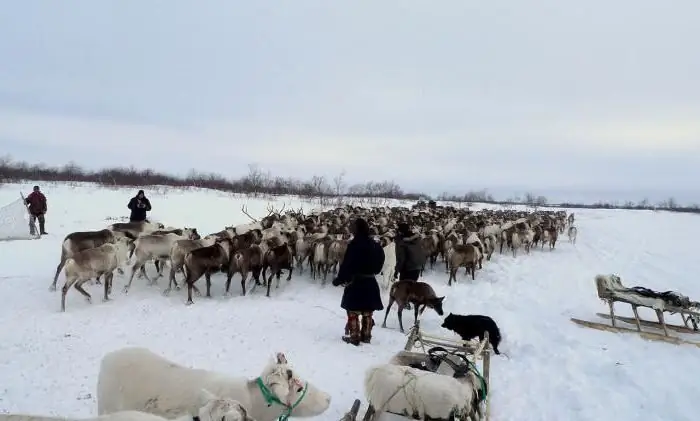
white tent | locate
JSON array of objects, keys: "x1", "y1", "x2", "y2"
[{"x1": 0, "y1": 194, "x2": 40, "y2": 241}]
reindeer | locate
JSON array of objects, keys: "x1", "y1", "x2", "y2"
[
  {"x1": 262, "y1": 241, "x2": 294, "y2": 297},
  {"x1": 568, "y1": 225, "x2": 578, "y2": 245},
  {"x1": 381, "y1": 280, "x2": 445, "y2": 333},
  {"x1": 448, "y1": 244, "x2": 481, "y2": 285},
  {"x1": 225, "y1": 244, "x2": 263, "y2": 296},
  {"x1": 181, "y1": 238, "x2": 233, "y2": 304}
]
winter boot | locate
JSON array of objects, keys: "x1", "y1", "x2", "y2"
[
  {"x1": 342, "y1": 312, "x2": 361, "y2": 346},
  {"x1": 360, "y1": 312, "x2": 374, "y2": 343},
  {"x1": 39, "y1": 220, "x2": 47, "y2": 235}
]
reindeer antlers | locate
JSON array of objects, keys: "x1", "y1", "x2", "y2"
[
  {"x1": 265, "y1": 203, "x2": 285, "y2": 216},
  {"x1": 241, "y1": 204, "x2": 259, "y2": 222},
  {"x1": 242, "y1": 203, "x2": 287, "y2": 222}
]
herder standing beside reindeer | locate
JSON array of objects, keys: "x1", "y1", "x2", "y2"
[
  {"x1": 333, "y1": 217, "x2": 385, "y2": 346},
  {"x1": 393, "y1": 222, "x2": 425, "y2": 309},
  {"x1": 127, "y1": 189, "x2": 152, "y2": 222},
  {"x1": 25, "y1": 185, "x2": 48, "y2": 235}
]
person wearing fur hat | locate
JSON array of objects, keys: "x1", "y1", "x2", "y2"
[
  {"x1": 127, "y1": 190, "x2": 152, "y2": 222},
  {"x1": 332, "y1": 217, "x2": 385, "y2": 346}
]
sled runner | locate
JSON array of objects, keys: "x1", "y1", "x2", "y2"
[
  {"x1": 571, "y1": 274, "x2": 700, "y2": 348},
  {"x1": 344, "y1": 320, "x2": 491, "y2": 421}
]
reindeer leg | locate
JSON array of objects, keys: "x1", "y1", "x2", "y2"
[
  {"x1": 381, "y1": 296, "x2": 395, "y2": 328},
  {"x1": 240, "y1": 271, "x2": 248, "y2": 296},
  {"x1": 205, "y1": 272, "x2": 212, "y2": 298},
  {"x1": 74, "y1": 280, "x2": 92, "y2": 304},
  {"x1": 224, "y1": 271, "x2": 233, "y2": 297},
  {"x1": 397, "y1": 305, "x2": 406, "y2": 333},
  {"x1": 261, "y1": 265, "x2": 268, "y2": 286},
  {"x1": 186, "y1": 281, "x2": 195, "y2": 305},
  {"x1": 266, "y1": 272, "x2": 273, "y2": 298},
  {"x1": 103, "y1": 272, "x2": 114, "y2": 302},
  {"x1": 123, "y1": 263, "x2": 142, "y2": 294},
  {"x1": 275, "y1": 269, "x2": 281, "y2": 289},
  {"x1": 286, "y1": 264, "x2": 292, "y2": 281}
]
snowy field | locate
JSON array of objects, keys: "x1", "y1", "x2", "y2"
[{"x1": 0, "y1": 181, "x2": 699, "y2": 421}]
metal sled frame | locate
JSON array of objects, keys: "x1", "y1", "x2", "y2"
[
  {"x1": 341, "y1": 320, "x2": 492, "y2": 421},
  {"x1": 571, "y1": 277, "x2": 700, "y2": 348}
]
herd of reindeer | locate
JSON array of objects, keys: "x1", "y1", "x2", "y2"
[{"x1": 48, "y1": 201, "x2": 578, "y2": 311}]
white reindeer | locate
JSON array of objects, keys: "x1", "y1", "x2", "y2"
[
  {"x1": 96, "y1": 347, "x2": 331, "y2": 421},
  {"x1": 378, "y1": 236, "x2": 396, "y2": 290},
  {"x1": 568, "y1": 225, "x2": 578, "y2": 245},
  {"x1": 0, "y1": 391, "x2": 254, "y2": 421}
]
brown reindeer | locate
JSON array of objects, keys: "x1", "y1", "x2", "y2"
[
  {"x1": 225, "y1": 244, "x2": 263, "y2": 296},
  {"x1": 51, "y1": 229, "x2": 136, "y2": 291},
  {"x1": 381, "y1": 280, "x2": 445, "y2": 333},
  {"x1": 262, "y1": 242, "x2": 294, "y2": 297},
  {"x1": 448, "y1": 244, "x2": 481, "y2": 285},
  {"x1": 183, "y1": 238, "x2": 233, "y2": 304}
]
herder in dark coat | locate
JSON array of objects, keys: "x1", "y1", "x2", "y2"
[
  {"x1": 394, "y1": 222, "x2": 425, "y2": 281},
  {"x1": 394, "y1": 222, "x2": 425, "y2": 309},
  {"x1": 127, "y1": 190, "x2": 152, "y2": 222},
  {"x1": 332, "y1": 217, "x2": 385, "y2": 346},
  {"x1": 25, "y1": 185, "x2": 48, "y2": 235}
]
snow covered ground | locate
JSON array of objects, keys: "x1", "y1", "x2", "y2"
[{"x1": 0, "y1": 181, "x2": 698, "y2": 421}]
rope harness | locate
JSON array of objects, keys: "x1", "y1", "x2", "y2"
[{"x1": 255, "y1": 377, "x2": 308, "y2": 421}]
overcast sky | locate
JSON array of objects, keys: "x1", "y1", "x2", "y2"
[{"x1": 1, "y1": 1, "x2": 699, "y2": 204}]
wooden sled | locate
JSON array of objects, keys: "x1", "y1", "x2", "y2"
[
  {"x1": 345, "y1": 320, "x2": 491, "y2": 421},
  {"x1": 571, "y1": 274, "x2": 700, "y2": 348}
]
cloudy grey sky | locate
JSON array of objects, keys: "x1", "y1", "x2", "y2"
[{"x1": 1, "y1": 1, "x2": 699, "y2": 204}]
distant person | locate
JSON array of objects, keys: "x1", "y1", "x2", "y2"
[
  {"x1": 127, "y1": 190, "x2": 152, "y2": 222},
  {"x1": 25, "y1": 185, "x2": 48, "y2": 235}
]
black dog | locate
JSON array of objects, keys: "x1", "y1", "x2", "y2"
[{"x1": 441, "y1": 313, "x2": 501, "y2": 355}]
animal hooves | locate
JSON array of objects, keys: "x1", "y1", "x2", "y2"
[
  {"x1": 185, "y1": 301, "x2": 193, "y2": 305},
  {"x1": 122, "y1": 288, "x2": 129, "y2": 294}
]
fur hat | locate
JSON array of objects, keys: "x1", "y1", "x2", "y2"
[
  {"x1": 397, "y1": 222, "x2": 411, "y2": 237},
  {"x1": 353, "y1": 217, "x2": 370, "y2": 237}
]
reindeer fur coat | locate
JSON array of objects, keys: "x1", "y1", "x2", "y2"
[{"x1": 333, "y1": 218, "x2": 385, "y2": 312}]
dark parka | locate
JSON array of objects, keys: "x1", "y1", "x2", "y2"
[
  {"x1": 395, "y1": 233, "x2": 425, "y2": 274},
  {"x1": 333, "y1": 218, "x2": 385, "y2": 312},
  {"x1": 127, "y1": 190, "x2": 152, "y2": 222}
]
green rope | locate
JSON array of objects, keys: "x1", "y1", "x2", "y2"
[
  {"x1": 255, "y1": 377, "x2": 309, "y2": 421},
  {"x1": 465, "y1": 359, "x2": 488, "y2": 402}
]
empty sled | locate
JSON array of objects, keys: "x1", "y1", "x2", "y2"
[{"x1": 571, "y1": 274, "x2": 700, "y2": 347}]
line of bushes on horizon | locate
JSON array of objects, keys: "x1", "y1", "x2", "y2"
[{"x1": 0, "y1": 156, "x2": 698, "y2": 214}]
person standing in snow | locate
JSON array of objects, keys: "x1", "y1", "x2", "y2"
[
  {"x1": 25, "y1": 185, "x2": 48, "y2": 235},
  {"x1": 127, "y1": 190, "x2": 152, "y2": 222},
  {"x1": 332, "y1": 217, "x2": 385, "y2": 346},
  {"x1": 393, "y1": 222, "x2": 425, "y2": 309}
]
